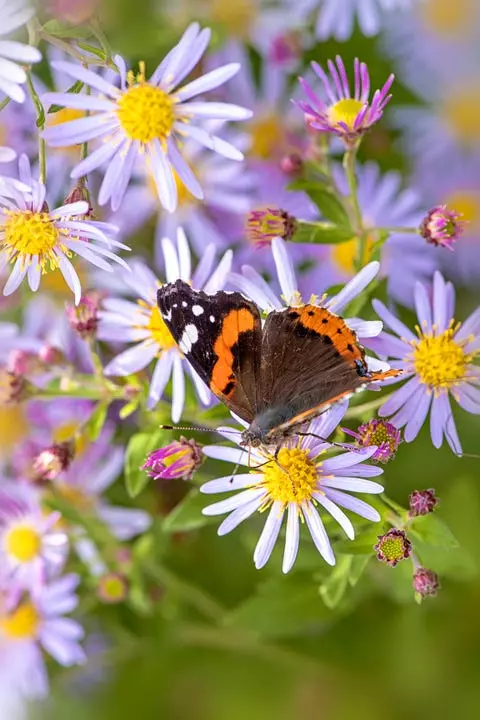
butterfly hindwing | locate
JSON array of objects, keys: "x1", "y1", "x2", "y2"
[{"x1": 157, "y1": 280, "x2": 262, "y2": 424}]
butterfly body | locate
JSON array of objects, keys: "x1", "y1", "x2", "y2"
[{"x1": 157, "y1": 279, "x2": 399, "y2": 448}]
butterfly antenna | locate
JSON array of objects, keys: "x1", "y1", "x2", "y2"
[
  {"x1": 297, "y1": 431, "x2": 357, "y2": 452},
  {"x1": 160, "y1": 424, "x2": 241, "y2": 436}
]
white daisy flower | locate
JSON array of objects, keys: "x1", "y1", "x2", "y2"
[{"x1": 0, "y1": 0, "x2": 41, "y2": 103}]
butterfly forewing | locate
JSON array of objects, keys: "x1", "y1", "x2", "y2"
[{"x1": 157, "y1": 280, "x2": 262, "y2": 424}]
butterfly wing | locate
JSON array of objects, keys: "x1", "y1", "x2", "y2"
[
  {"x1": 257, "y1": 304, "x2": 399, "y2": 438},
  {"x1": 157, "y1": 280, "x2": 262, "y2": 424}
]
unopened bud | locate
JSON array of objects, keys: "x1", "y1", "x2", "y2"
[
  {"x1": 280, "y1": 153, "x2": 303, "y2": 175},
  {"x1": 143, "y1": 437, "x2": 203, "y2": 481},
  {"x1": 374, "y1": 529, "x2": 412, "y2": 567},
  {"x1": 9, "y1": 349, "x2": 42, "y2": 376},
  {"x1": 420, "y1": 205, "x2": 466, "y2": 249},
  {"x1": 247, "y1": 207, "x2": 297, "y2": 248},
  {"x1": 48, "y1": 0, "x2": 98, "y2": 25},
  {"x1": 66, "y1": 291, "x2": 102, "y2": 339},
  {"x1": 32, "y1": 441, "x2": 74, "y2": 482},
  {"x1": 408, "y1": 488, "x2": 439, "y2": 517},
  {"x1": 38, "y1": 344, "x2": 65, "y2": 366},
  {"x1": 413, "y1": 567, "x2": 440, "y2": 598},
  {"x1": 64, "y1": 183, "x2": 95, "y2": 220}
]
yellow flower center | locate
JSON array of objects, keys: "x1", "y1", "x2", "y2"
[
  {"x1": 0, "y1": 405, "x2": 29, "y2": 458},
  {"x1": 444, "y1": 190, "x2": 479, "y2": 230},
  {"x1": 1, "y1": 602, "x2": 39, "y2": 640},
  {"x1": 209, "y1": 0, "x2": 256, "y2": 38},
  {"x1": 249, "y1": 115, "x2": 285, "y2": 159},
  {"x1": 2, "y1": 211, "x2": 64, "y2": 271},
  {"x1": 412, "y1": 326, "x2": 474, "y2": 390},
  {"x1": 5, "y1": 526, "x2": 41, "y2": 563},
  {"x1": 328, "y1": 98, "x2": 364, "y2": 131},
  {"x1": 53, "y1": 421, "x2": 87, "y2": 456},
  {"x1": 420, "y1": 0, "x2": 471, "y2": 35},
  {"x1": 262, "y1": 447, "x2": 318, "y2": 504},
  {"x1": 117, "y1": 83, "x2": 175, "y2": 145},
  {"x1": 47, "y1": 108, "x2": 86, "y2": 153},
  {"x1": 332, "y1": 234, "x2": 373, "y2": 275},
  {"x1": 146, "y1": 303, "x2": 176, "y2": 350},
  {"x1": 442, "y1": 89, "x2": 480, "y2": 144},
  {"x1": 99, "y1": 573, "x2": 127, "y2": 603}
]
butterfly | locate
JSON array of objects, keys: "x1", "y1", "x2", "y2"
[{"x1": 157, "y1": 279, "x2": 400, "y2": 448}]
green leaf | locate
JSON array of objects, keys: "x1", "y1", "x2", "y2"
[
  {"x1": 289, "y1": 179, "x2": 351, "y2": 227},
  {"x1": 76, "y1": 41, "x2": 108, "y2": 60},
  {"x1": 291, "y1": 221, "x2": 355, "y2": 245},
  {"x1": 47, "y1": 81, "x2": 84, "y2": 114},
  {"x1": 42, "y1": 19, "x2": 93, "y2": 39},
  {"x1": 125, "y1": 429, "x2": 169, "y2": 498},
  {"x1": 83, "y1": 402, "x2": 108, "y2": 442},
  {"x1": 409, "y1": 514, "x2": 459, "y2": 549},
  {"x1": 348, "y1": 555, "x2": 371, "y2": 586},
  {"x1": 319, "y1": 555, "x2": 351, "y2": 608},
  {"x1": 162, "y1": 489, "x2": 214, "y2": 533}
]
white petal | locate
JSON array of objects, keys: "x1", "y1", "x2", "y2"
[
  {"x1": 303, "y1": 501, "x2": 335, "y2": 566},
  {"x1": 253, "y1": 501, "x2": 284, "y2": 569},
  {"x1": 282, "y1": 503, "x2": 300, "y2": 573}
]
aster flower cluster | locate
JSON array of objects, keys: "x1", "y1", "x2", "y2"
[{"x1": 0, "y1": 0, "x2": 477, "y2": 709}]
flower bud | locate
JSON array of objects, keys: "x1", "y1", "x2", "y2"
[
  {"x1": 142, "y1": 437, "x2": 203, "y2": 481},
  {"x1": 247, "y1": 207, "x2": 297, "y2": 248},
  {"x1": 32, "y1": 442, "x2": 74, "y2": 482},
  {"x1": 374, "y1": 529, "x2": 412, "y2": 567},
  {"x1": 413, "y1": 567, "x2": 440, "y2": 598},
  {"x1": 48, "y1": 0, "x2": 98, "y2": 25},
  {"x1": 38, "y1": 344, "x2": 65, "y2": 366},
  {"x1": 63, "y1": 183, "x2": 95, "y2": 220},
  {"x1": 408, "y1": 488, "x2": 439, "y2": 517},
  {"x1": 97, "y1": 572, "x2": 128, "y2": 604},
  {"x1": 9, "y1": 350, "x2": 42, "y2": 376},
  {"x1": 343, "y1": 419, "x2": 401, "y2": 464},
  {"x1": 0, "y1": 369, "x2": 28, "y2": 405},
  {"x1": 420, "y1": 205, "x2": 466, "y2": 249},
  {"x1": 66, "y1": 291, "x2": 102, "y2": 339},
  {"x1": 280, "y1": 153, "x2": 303, "y2": 175}
]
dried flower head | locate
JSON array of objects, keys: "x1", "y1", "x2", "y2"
[
  {"x1": 343, "y1": 418, "x2": 401, "y2": 463},
  {"x1": 420, "y1": 205, "x2": 466, "y2": 249},
  {"x1": 32, "y1": 442, "x2": 74, "y2": 482},
  {"x1": 374, "y1": 529, "x2": 412, "y2": 567},
  {"x1": 413, "y1": 567, "x2": 440, "y2": 598},
  {"x1": 247, "y1": 207, "x2": 297, "y2": 248},
  {"x1": 408, "y1": 488, "x2": 439, "y2": 517},
  {"x1": 66, "y1": 291, "x2": 102, "y2": 339}
]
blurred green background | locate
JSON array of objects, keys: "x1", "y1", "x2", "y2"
[{"x1": 32, "y1": 1, "x2": 480, "y2": 718}]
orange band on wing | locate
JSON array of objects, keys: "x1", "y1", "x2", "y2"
[
  {"x1": 297, "y1": 305, "x2": 365, "y2": 366},
  {"x1": 211, "y1": 309, "x2": 256, "y2": 396}
]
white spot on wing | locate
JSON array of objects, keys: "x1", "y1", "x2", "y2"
[
  {"x1": 209, "y1": 315, "x2": 215, "y2": 323},
  {"x1": 179, "y1": 324, "x2": 199, "y2": 354},
  {"x1": 192, "y1": 304, "x2": 204, "y2": 316},
  {"x1": 182, "y1": 301, "x2": 188, "y2": 308}
]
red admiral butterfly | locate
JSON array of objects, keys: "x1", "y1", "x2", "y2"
[{"x1": 157, "y1": 279, "x2": 400, "y2": 447}]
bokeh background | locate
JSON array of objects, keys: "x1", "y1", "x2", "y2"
[{"x1": 2, "y1": 0, "x2": 479, "y2": 717}]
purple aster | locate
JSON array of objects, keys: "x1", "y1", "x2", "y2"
[
  {"x1": 98, "y1": 227, "x2": 232, "y2": 419},
  {"x1": 292, "y1": 0, "x2": 414, "y2": 41},
  {"x1": 229, "y1": 237, "x2": 388, "y2": 374},
  {"x1": 201, "y1": 402, "x2": 384, "y2": 573},
  {"x1": 420, "y1": 205, "x2": 466, "y2": 250},
  {"x1": 296, "y1": 56, "x2": 394, "y2": 144},
  {"x1": 366, "y1": 271, "x2": 480, "y2": 455},
  {"x1": 142, "y1": 437, "x2": 203, "y2": 481},
  {"x1": 0, "y1": 481, "x2": 68, "y2": 588},
  {"x1": 0, "y1": 155, "x2": 129, "y2": 304},
  {"x1": 343, "y1": 418, "x2": 402, "y2": 463},
  {"x1": 0, "y1": 573, "x2": 85, "y2": 702},
  {"x1": 42, "y1": 23, "x2": 252, "y2": 213},
  {"x1": 0, "y1": 0, "x2": 42, "y2": 103}
]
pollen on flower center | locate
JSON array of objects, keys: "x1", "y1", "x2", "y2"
[
  {"x1": 262, "y1": 447, "x2": 318, "y2": 504},
  {"x1": 413, "y1": 328, "x2": 470, "y2": 388},
  {"x1": 117, "y1": 84, "x2": 175, "y2": 144},
  {"x1": 5, "y1": 526, "x2": 41, "y2": 562},
  {"x1": 3, "y1": 211, "x2": 59, "y2": 257},
  {"x1": 1, "y1": 602, "x2": 39, "y2": 639},
  {"x1": 147, "y1": 304, "x2": 176, "y2": 349},
  {"x1": 328, "y1": 98, "x2": 364, "y2": 131}
]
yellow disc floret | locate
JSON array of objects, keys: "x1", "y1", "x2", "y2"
[
  {"x1": 146, "y1": 303, "x2": 176, "y2": 350},
  {"x1": 328, "y1": 98, "x2": 364, "y2": 131},
  {"x1": 262, "y1": 447, "x2": 318, "y2": 504},
  {"x1": 3, "y1": 211, "x2": 60, "y2": 270},
  {"x1": 412, "y1": 326, "x2": 473, "y2": 390},
  {"x1": 1, "y1": 602, "x2": 39, "y2": 639},
  {"x1": 5, "y1": 526, "x2": 41, "y2": 563},
  {"x1": 117, "y1": 84, "x2": 175, "y2": 144}
]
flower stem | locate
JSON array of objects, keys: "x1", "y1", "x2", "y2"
[
  {"x1": 343, "y1": 144, "x2": 366, "y2": 270},
  {"x1": 26, "y1": 71, "x2": 46, "y2": 184}
]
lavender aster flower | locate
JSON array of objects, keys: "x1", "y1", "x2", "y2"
[
  {"x1": 201, "y1": 402, "x2": 383, "y2": 572},
  {"x1": 0, "y1": 156, "x2": 128, "y2": 304},
  {"x1": 0, "y1": 574, "x2": 85, "y2": 701},
  {"x1": 292, "y1": 0, "x2": 414, "y2": 41},
  {"x1": 98, "y1": 227, "x2": 232, "y2": 419},
  {"x1": 42, "y1": 23, "x2": 252, "y2": 213},
  {"x1": 343, "y1": 418, "x2": 401, "y2": 463},
  {"x1": 0, "y1": 146, "x2": 16, "y2": 163},
  {"x1": 297, "y1": 56, "x2": 394, "y2": 144},
  {"x1": 0, "y1": 0, "x2": 41, "y2": 103},
  {"x1": 367, "y1": 271, "x2": 480, "y2": 455},
  {"x1": 420, "y1": 205, "x2": 466, "y2": 249},
  {"x1": 143, "y1": 437, "x2": 203, "y2": 481}
]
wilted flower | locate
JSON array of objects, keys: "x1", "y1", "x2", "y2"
[
  {"x1": 0, "y1": 368, "x2": 27, "y2": 404},
  {"x1": 374, "y1": 528, "x2": 412, "y2": 567},
  {"x1": 343, "y1": 419, "x2": 401, "y2": 463},
  {"x1": 97, "y1": 572, "x2": 128, "y2": 604},
  {"x1": 408, "y1": 488, "x2": 439, "y2": 517},
  {"x1": 143, "y1": 437, "x2": 203, "y2": 481},
  {"x1": 413, "y1": 567, "x2": 440, "y2": 598},
  {"x1": 247, "y1": 207, "x2": 297, "y2": 248},
  {"x1": 297, "y1": 56, "x2": 394, "y2": 144},
  {"x1": 65, "y1": 292, "x2": 102, "y2": 339},
  {"x1": 420, "y1": 205, "x2": 466, "y2": 249}
]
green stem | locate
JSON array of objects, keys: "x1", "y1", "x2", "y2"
[
  {"x1": 33, "y1": 386, "x2": 124, "y2": 401},
  {"x1": 0, "y1": 96, "x2": 11, "y2": 113},
  {"x1": 344, "y1": 393, "x2": 393, "y2": 419},
  {"x1": 343, "y1": 143, "x2": 365, "y2": 270},
  {"x1": 25, "y1": 71, "x2": 46, "y2": 183},
  {"x1": 377, "y1": 226, "x2": 419, "y2": 235}
]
